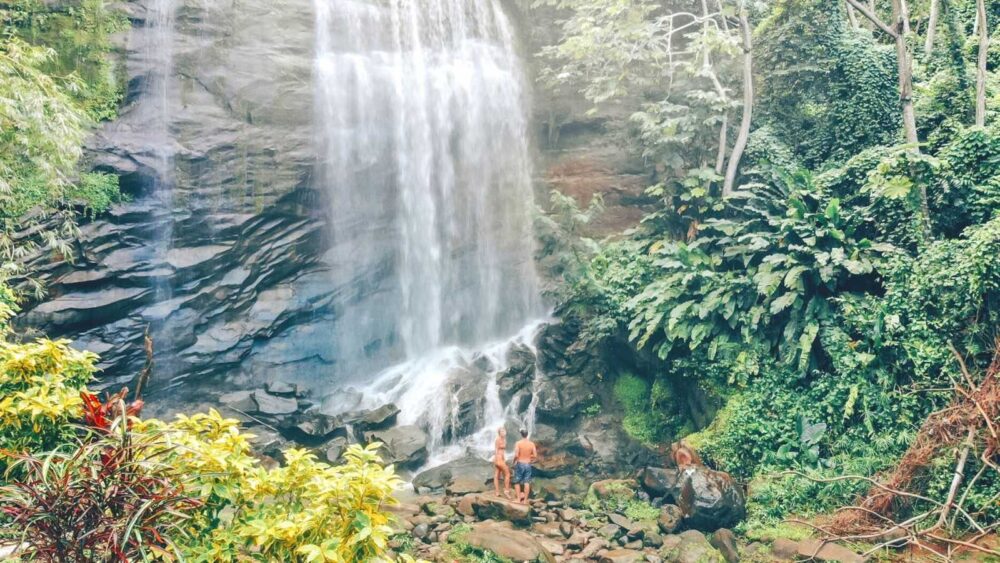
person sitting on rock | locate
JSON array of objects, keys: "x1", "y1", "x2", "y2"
[
  {"x1": 493, "y1": 427, "x2": 512, "y2": 499},
  {"x1": 511, "y1": 428, "x2": 537, "y2": 504},
  {"x1": 671, "y1": 441, "x2": 703, "y2": 467}
]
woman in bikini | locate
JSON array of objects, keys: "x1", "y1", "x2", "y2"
[{"x1": 493, "y1": 427, "x2": 512, "y2": 498}]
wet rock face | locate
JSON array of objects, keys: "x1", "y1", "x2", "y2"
[{"x1": 16, "y1": 0, "x2": 384, "y2": 400}]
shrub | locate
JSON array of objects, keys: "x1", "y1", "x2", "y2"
[
  {"x1": 623, "y1": 499, "x2": 660, "y2": 523},
  {"x1": 626, "y1": 168, "x2": 889, "y2": 373},
  {"x1": 613, "y1": 373, "x2": 676, "y2": 446},
  {"x1": 142, "y1": 410, "x2": 403, "y2": 562},
  {"x1": 0, "y1": 421, "x2": 199, "y2": 561},
  {"x1": 0, "y1": 338, "x2": 95, "y2": 473}
]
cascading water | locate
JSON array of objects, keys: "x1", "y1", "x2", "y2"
[
  {"x1": 137, "y1": 0, "x2": 179, "y2": 379},
  {"x1": 313, "y1": 0, "x2": 546, "y2": 465}
]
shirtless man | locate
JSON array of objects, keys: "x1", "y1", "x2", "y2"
[{"x1": 511, "y1": 428, "x2": 538, "y2": 504}]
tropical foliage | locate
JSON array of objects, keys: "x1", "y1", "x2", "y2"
[
  {"x1": 0, "y1": 0, "x2": 125, "y2": 285},
  {"x1": 0, "y1": 354, "x2": 407, "y2": 562},
  {"x1": 143, "y1": 411, "x2": 403, "y2": 562},
  {"x1": 541, "y1": 0, "x2": 1000, "y2": 536}
]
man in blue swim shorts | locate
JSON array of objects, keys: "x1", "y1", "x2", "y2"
[{"x1": 511, "y1": 428, "x2": 538, "y2": 504}]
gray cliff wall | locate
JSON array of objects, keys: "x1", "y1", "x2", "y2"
[{"x1": 18, "y1": 0, "x2": 647, "y2": 401}]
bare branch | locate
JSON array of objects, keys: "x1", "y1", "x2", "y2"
[
  {"x1": 846, "y1": 0, "x2": 899, "y2": 37},
  {"x1": 934, "y1": 428, "x2": 975, "y2": 530}
]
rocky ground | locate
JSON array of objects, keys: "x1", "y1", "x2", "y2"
[{"x1": 385, "y1": 465, "x2": 874, "y2": 563}]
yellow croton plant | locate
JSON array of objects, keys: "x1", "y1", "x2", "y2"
[{"x1": 141, "y1": 410, "x2": 417, "y2": 562}]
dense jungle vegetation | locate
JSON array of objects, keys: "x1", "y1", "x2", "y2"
[{"x1": 540, "y1": 0, "x2": 1000, "y2": 550}]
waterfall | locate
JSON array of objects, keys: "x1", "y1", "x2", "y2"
[
  {"x1": 313, "y1": 0, "x2": 546, "y2": 463},
  {"x1": 138, "y1": 0, "x2": 180, "y2": 379}
]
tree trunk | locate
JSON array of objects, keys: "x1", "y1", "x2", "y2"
[
  {"x1": 891, "y1": 0, "x2": 932, "y2": 239},
  {"x1": 716, "y1": 115, "x2": 728, "y2": 174},
  {"x1": 925, "y1": 0, "x2": 939, "y2": 57},
  {"x1": 976, "y1": 0, "x2": 989, "y2": 126},
  {"x1": 702, "y1": 0, "x2": 728, "y2": 175},
  {"x1": 847, "y1": 2, "x2": 860, "y2": 28},
  {"x1": 893, "y1": 0, "x2": 919, "y2": 146},
  {"x1": 724, "y1": 5, "x2": 753, "y2": 196}
]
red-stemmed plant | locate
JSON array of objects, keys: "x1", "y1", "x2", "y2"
[
  {"x1": 80, "y1": 387, "x2": 144, "y2": 432},
  {"x1": 0, "y1": 408, "x2": 199, "y2": 562}
]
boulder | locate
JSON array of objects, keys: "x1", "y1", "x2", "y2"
[
  {"x1": 466, "y1": 493, "x2": 533, "y2": 526},
  {"x1": 644, "y1": 531, "x2": 664, "y2": 548},
  {"x1": 600, "y1": 549, "x2": 645, "y2": 563},
  {"x1": 534, "y1": 475, "x2": 588, "y2": 501},
  {"x1": 534, "y1": 451, "x2": 581, "y2": 477},
  {"x1": 660, "y1": 530, "x2": 725, "y2": 563},
  {"x1": 363, "y1": 425, "x2": 428, "y2": 469},
  {"x1": 456, "y1": 494, "x2": 477, "y2": 517},
  {"x1": 771, "y1": 538, "x2": 799, "y2": 560},
  {"x1": 412, "y1": 455, "x2": 493, "y2": 493},
  {"x1": 460, "y1": 521, "x2": 555, "y2": 563},
  {"x1": 533, "y1": 522, "x2": 566, "y2": 539},
  {"x1": 589, "y1": 479, "x2": 637, "y2": 500},
  {"x1": 597, "y1": 523, "x2": 622, "y2": 540},
  {"x1": 709, "y1": 529, "x2": 739, "y2": 563},
  {"x1": 535, "y1": 376, "x2": 591, "y2": 421},
  {"x1": 677, "y1": 467, "x2": 746, "y2": 531},
  {"x1": 657, "y1": 504, "x2": 684, "y2": 535},
  {"x1": 422, "y1": 502, "x2": 455, "y2": 519},
  {"x1": 608, "y1": 513, "x2": 635, "y2": 530},
  {"x1": 250, "y1": 391, "x2": 298, "y2": 416},
  {"x1": 280, "y1": 412, "x2": 343, "y2": 444},
  {"x1": 565, "y1": 531, "x2": 588, "y2": 549},
  {"x1": 642, "y1": 467, "x2": 682, "y2": 501},
  {"x1": 536, "y1": 537, "x2": 565, "y2": 557},
  {"x1": 495, "y1": 344, "x2": 536, "y2": 402},
  {"x1": 355, "y1": 403, "x2": 400, "y2": 430},
  {"x1": 265, "y1": 381, "x2": 298, "y2": 396},
  {"x1": 218, "y1": 389, "x2": 256, "y2": 412},
  {"x1": 579, "y1": 538, "x2": 608, "y2": 559},
  {"x1": 321, "y1": 436, "x2": 348, "y2": 464},
  {"x1": 446, "y1": 476, "x2": 489, "y2": 496},
  {"x1": 796, "y1": 539, "x2": 866, "y2": 563}
]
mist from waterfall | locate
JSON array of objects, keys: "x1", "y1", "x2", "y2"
[
  {"x1": 313, "y1": 0, "x2": 546, "y2": 464},
  {"x1": 314, "y1": 0, "x2": 543, "y2": 375}
]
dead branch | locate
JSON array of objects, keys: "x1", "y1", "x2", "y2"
[
  {"x1": 933, "y1": 427, "x2": 975, "y2": 530},
  {"x1": 800, "y1": 339, "x2": 1000, "y2": 558},
  {"x1": 133, "y1": 325, "x2": 154, "y2": 402}
]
